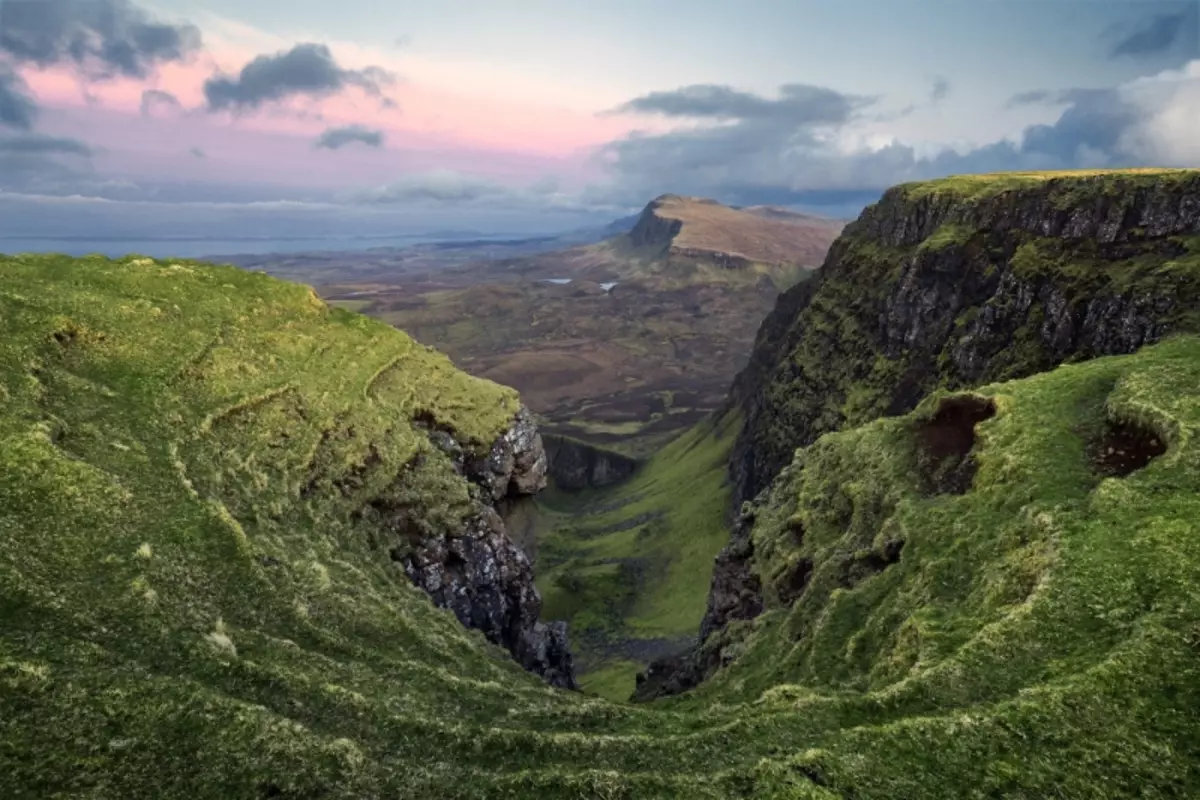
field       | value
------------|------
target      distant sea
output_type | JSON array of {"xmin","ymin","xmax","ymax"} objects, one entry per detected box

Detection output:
[{"xmin": 0, "ymin": 233, "xmax": 515, "ymax": 260}]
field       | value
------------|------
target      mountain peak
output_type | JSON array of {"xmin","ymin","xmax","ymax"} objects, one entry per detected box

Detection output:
[{"xmin": 627, "ymin": 194, "xmax": 845, "ymax": 268}]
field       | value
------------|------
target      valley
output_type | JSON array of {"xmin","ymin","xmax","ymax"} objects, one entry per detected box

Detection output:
[
  {"xmin": 4, "ymin": 170, "xmax": 1200, "ymax": 798},
  {"xmin": 222, "ymin": 196, "xmax": 845, "ymax": 454}
]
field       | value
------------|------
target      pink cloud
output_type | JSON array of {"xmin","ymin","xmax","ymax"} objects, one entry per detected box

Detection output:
[{"xmin": 17, "ymin": 35, "xmax": 644, "ymax": 164}]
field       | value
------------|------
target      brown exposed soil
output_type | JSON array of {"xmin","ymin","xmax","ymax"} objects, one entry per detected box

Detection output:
[
  {"xmin": 1090, "ymin": 420, "xmax": 1167, "ymax": 477},
  {"xmin": 915, "ymin": 395, "xmax": 997, "ymax": 495}
]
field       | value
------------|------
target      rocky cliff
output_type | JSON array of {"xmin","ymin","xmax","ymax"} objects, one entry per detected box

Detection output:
[
  {"xmin": 639, "ymin": 169, "xmax": 1200, "ymax": 699},
  {"xmin": 400, "ymin": 407, "xmax": 576, "ymax": 688},
  {"xmin": 542, "ymin": 434, "xmax": 639, "ymax": 491}
]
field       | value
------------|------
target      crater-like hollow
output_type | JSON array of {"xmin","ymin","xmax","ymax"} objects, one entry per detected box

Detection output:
[
  {"xmin": 1090, "ymin": 419, "xmax": 1167, "ymax": 477},
  {"xmin": 915, "ymin": 394, "xmax": 997, "ymax": 495}
]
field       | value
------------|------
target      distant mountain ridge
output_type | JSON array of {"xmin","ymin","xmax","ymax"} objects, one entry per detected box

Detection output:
[{"xmin": 626, "ymin": 194, "xmax": 846, "ymax": 270}]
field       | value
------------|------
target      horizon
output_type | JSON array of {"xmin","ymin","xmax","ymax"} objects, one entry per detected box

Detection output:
[{"xmin": 1, "ymin": 0, "xmax": 1198, "ymax": 252}]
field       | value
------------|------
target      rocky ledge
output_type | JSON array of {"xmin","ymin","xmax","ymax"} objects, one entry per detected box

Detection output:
[{"xmin": 399, "ymin": 407, "xmax": 577, "ymax": 689}]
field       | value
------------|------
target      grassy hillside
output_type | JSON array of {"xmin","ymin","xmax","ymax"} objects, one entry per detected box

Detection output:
[
  {"xmin": 534, "ymin": 412, "xmax": 739, "ymax": 698},
  {"xmin": 728, "ymin": 168, "xmax": 1200, "ymax": 509},
  {"xmin": 658, "ymin": 333, "xmax": 1200, "ymax": 795},
  {"xmin": 3, "ymin": 251, "xmax": 1200, "ymax": 798}
]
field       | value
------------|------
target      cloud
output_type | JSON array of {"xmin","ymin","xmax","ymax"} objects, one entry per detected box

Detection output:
[
  {"xmin": 0, "ymin": 132, "xmax": 98, "ymax": 196},
  {"xmin": 608, "ymin": 83, "xmax": 874, "ymax": 125},
  {"xmin": 1006, "ymin": 89, "xmax": 1061, "ymax": 107},
  {"xmin": 0, "ymin": 0, "xmax": 202, "ymax": 79},
  {"xmin": 1110, "ymin": 11, "xmax": 1194, "ymax": 58},
  {"xmin": 203, "ymin": 43, "xmax": 396, "ymax": 111},
  {"xmin": 345, "ymin": 170, "xmax": 626, "ymax": 216},
  {"xmin": 139, "ymin": 89, "xmax": 182, "ymax": 117},
  {"xmin": 0, "ymin": 67, "xmax": 36, "ymax": 130},
  {"xmin": 190, "ymin": 146, "xmax": 206, "ymax": 159},
  {"xmin": 587, "ymin": 64, "xmax": 1200, "ymax": 214},
  {"xmin": 315, "ymin": 124, "xmax": 384, "ymax": 150},
  {"xmin": 931, "ymin": 76, "xmax": 950, "ymax": 103},
  {"xmin": 0, "ymin": 132, "xmax": 93, "ymax": 157},
  {"xmin": 352, "ymin": 170, "xmax": 513, "ymax": 204}
]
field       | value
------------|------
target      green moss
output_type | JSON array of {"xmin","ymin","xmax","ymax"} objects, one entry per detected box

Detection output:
[
  {"xmin": 917, "ymin": 223, "xmax": 974, "ymax": 252},
  {"xmin": 899, "ymin": 168, "xmax": 1200, "ymax": 203},
  {"xmin": 4, "ymin": 251, "xmax": 1200, "ymax": 798},
  {"xmin": 579, "ymin": 659, "xmax": 643, "ymax": 702},
  {"xmin": 534, "ymin": 411, "xmax": 739, "ymax": 694}
]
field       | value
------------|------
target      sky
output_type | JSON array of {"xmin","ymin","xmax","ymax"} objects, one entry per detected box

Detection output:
[{"xmin": 0, "ymin": 0, "xmax": 1198, "ymax": 244}]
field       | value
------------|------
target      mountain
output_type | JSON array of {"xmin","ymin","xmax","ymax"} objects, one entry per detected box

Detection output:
[
  {"xmin": 635, "ymin": 168, "xmax": 1200, "ymax": 699},
  {"xmin": 623, "ymin": 193, "xmax": 845, "ymax": 274},
  {"xmin": 5, "ymin": 171, "xmax": 1200, "ymax": 798}
]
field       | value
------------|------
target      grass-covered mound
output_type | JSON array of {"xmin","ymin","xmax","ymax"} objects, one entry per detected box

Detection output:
[
  {"xmin": 665, "ymin": 334, "xmax": 1200, "ymax": 796},
  {"xmin": 2, "ymin": 252, "xmax": 1199, "ymax": 798}
]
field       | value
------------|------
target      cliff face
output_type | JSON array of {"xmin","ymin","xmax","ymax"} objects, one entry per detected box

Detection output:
[
  {"xmin": 627, "ymin": 195, "xmax": 686, "ymax": 251},
  {"xmin": 400, "ymin": 407, "xmax": 576, "ymax": 688},
  {"xmin": 731, "ymin": 172, "xmax": 1200, "ymax": 511},
  {"xmin": 640, "ymin": 170, "xmax": 1200, "ymax": 699},
  {"xmin": 542, "ymin": 434, "xmax": 639, "ymax": 491}
]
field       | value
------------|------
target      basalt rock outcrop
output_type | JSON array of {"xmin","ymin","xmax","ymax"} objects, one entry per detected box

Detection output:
[
  {"xmin": 399, "ymin": 407, "xmax": 577, "ymax": 689},
  {"xmin": 638, "ymin": 171, "xmax": 1200, "ymax": 700}
]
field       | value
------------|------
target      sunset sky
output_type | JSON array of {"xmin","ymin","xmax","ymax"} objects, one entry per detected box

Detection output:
[{"xmin": 1, "ymin": 0, "xmax": 1198, "ymax": 244}]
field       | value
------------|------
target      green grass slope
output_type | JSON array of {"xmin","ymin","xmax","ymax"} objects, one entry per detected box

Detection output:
[
  {"xmin": 666, "ymin": 334, "xmax": 1200, "ymax": 796},
  {"xmin": 2, "ymin": 251, "xmax": 1200, "ymax": 798},
  {"xmin": 535, "ymin": 413, "xmax": 739, "ymax": 698}
]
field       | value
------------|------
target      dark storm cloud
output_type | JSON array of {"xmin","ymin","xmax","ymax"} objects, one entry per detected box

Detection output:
[
  {"xmin": 204, "ymin": 43, "xmax": 396, "ymax": 111},
  {"xmin": 610, "ymin": 83, "xmax": 873, "ymax": 125},
  {"xmin": 140, "ymin": 88, "xmax": 181, "ymax": 116},
  {"xmin": 0, "ymin": 67, "xmax": 36, "ymax": 129},
  {"xmin": 1110, "ymin": 10, "xmax": 1195, "ymax": 58},
  {"xmin": 0, "ymin": 0, "xmax": 201, "ymax": 79},
  {"xmin": 315, "ymin": 124, "xmax": 384, "ymax": 149}
]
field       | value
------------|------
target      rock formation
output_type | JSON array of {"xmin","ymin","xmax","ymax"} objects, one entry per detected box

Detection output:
[
  {"xmin": 542, "ymin": 434, "xmax": 639, "ymax": 491},
  {"xmin": 638, "ymin": 171, "xmax": 1200, "ymax": 700},
  {"xmin": 399, "ymin": 407, "xmax": 577, "ymax": 688}
]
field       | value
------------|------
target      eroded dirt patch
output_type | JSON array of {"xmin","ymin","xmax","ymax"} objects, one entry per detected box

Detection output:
[
  {"xmin": 915, "ymin": 394, "xmax": 996, "ymax": 494},
  {"xmin": 1090, "ymin": 420, "xmax": 1166, "ymax": 477}
]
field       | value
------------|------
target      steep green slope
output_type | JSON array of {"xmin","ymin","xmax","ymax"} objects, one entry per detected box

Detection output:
[
  {"xmin": 535, "ymin": 413, "xmax": 738, "ymax": 698},
  {"xmin": 3, "ymin": 247, "xmax": 1200, "ymax": 798},
  {"xmin": 730, "ymin": 168, "xmax": 1200, "ymax": 511},
  {"xmin": 646, "ymin": 334, "xmax": 1200, "ymax": 796}
]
